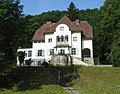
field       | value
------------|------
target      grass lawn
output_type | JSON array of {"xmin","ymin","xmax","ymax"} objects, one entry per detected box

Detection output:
[
  {"xmin": 0, "ymin": 85, "xmax": 66, "ymax": 94},
  {"xmin": 0, "ymin": 65, "xmax": 120, "ymax": 94},
  {"xmin": 72, "ymin": 67, "xmax": 120, "ymax": 94},
  {"xmin": 0, "ymin": 66, "xmax": 75, "ymax": 94}
]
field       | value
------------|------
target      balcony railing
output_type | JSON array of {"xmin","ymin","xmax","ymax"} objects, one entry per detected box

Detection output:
[{"xmin": 56, "ymin": 42, "xmax": 69, "ymax": 46}]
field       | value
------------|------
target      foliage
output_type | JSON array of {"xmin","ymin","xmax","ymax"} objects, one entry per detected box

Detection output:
[
  {"xmin": 107, "ymin": 32, "xmax": 120, "ymax": 67},
  {"xmin": 0, "ymin": 53, "xmax": 4, "ymax": 66},
  {"xmin": 98, "ymin": 0, "xmax": 120, "ymax": 66},
  {"xmin": 67, "ymin": 2, "xmax": 80, "ymax": 21},
  {"xmin": 25, "ymin": 58, "xmax": 33, "ymax": 67},
  {"xmin": 0, "ymin": 0, "xmax": 23, "ymax": 64},
  {"xmin": 16, "ymin": 51, "xmax": 25, "ymax": 66},
  {"xmin": 0, "ymin": 66, "xmax": 119, "ymax": 94},
  {"xmin": 0, "ymin": 66, "xmax": 78, "ymax": 93},
  {"xmin": 0, "ymin": 85, "xmax": 66, "ymax": 94}
]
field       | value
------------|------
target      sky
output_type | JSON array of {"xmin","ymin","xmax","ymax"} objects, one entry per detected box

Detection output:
[{"xmin": 20, "ymin": 0, "xmax": 105, "ymax": 15}]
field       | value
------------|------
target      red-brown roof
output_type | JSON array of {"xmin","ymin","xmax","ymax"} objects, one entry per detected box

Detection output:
[{"xmin": 32, "ymin": 16, "xmax": 93, "ymax": 42}]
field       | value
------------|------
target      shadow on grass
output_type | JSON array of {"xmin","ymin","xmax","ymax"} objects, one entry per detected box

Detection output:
[{"xmin": 0, "ymin": 65, "xmax": 80, "ymax": 91}]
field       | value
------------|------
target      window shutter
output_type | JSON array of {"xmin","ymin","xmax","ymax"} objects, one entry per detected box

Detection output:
[
  {"xmin": 47, "ymin": 49, "xmax": 50, "ymax": 56},
  {"xmin": 69, "ymin": 48, "xmax": 71, "ymax": 55},
  {"xmin": 42, "ymin": 50, "xmax": 44, "ymax": 56},
  {"xmin": 76, "ymin": 48, "xmax": 79, "ymax": 55},
  {"xmin": 36, "ymin": 50, "xmax": 38, "ymax": 56}
]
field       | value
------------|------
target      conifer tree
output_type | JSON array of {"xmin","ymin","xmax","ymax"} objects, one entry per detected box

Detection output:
[{"xmin": 67, "ymin": 2, "xmax": 80, "ymax": 21}]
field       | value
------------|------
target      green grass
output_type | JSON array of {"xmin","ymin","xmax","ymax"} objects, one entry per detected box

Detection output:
[
  {"xmin": 0, "ymin": 65, "xmax": 76, "ymax": 94},
  {"xmin": 72, "ymin": 67, "xmax": 120, "ymax": 94},
  {"xmin": 0, "ymin": 65, "xmax": 120, "ymax": 94},
  {"xmin": 0, "ymin": 85, "xmax": 66, "ymax": 94}
]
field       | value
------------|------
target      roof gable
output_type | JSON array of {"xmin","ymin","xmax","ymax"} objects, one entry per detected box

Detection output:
[
  {"xmin": 49, "ymin": 15, "xmax": 78, "ymax": 31},
  {"xmin": 32, "ymin": 15, "xmax": 93, "ymax": 42}
]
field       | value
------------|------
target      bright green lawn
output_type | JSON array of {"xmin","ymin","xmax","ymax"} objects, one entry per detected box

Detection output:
[{"xmin": 72, "ymin": 67, "xmax": 120, "ymax": 94}]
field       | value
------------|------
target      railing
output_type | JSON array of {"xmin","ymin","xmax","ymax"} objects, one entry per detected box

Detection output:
[{"xmin": 56, "ymin": 42, "xmax": 68, "ymax": 46}]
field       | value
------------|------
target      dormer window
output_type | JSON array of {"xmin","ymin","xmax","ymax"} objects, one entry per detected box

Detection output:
[{"xmin": 60, "ymin": 27, "xmax": 64, "ymax": 31}]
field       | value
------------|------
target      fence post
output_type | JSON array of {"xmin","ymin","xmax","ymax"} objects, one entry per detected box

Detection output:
[{"xmin": 58, "ymin": 70, "xmax": 61, "ymax": 85}]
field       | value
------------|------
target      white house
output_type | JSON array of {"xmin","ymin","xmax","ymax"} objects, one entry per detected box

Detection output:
[{"xmin": 17, "ymin": 16, "xmax": 94, "ymax": 66}]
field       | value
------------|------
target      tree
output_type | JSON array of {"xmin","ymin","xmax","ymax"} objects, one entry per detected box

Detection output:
[
  {"xmin": 67, "ymin": 2, "xmax": 80, "ymax": 21},
  {"xmin": 25, "ymin": 58, "xmax": 33, "ymax": 67},
  {"xmin": 0, "ymin": 0, "xmax": 23, "ymax": 65},
  {"xmin": 16, "ymin": 51, "xmax": 25, "ymax": 66},
  {"xmin": 98, "ymin": 0, "xmax": 120, "ymax": 66}
]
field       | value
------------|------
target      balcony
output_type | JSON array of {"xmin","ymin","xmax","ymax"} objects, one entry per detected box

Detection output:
[{"xmin": 56, "ymin": 42, "xmax": 69, "ymax": 47}]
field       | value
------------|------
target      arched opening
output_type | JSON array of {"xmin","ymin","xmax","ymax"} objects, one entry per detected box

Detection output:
[
  {"xmin": 61, "ymin": 35, "xmax": 64, "ymax": 42},
  {"xmin": 56, "ymin": 36, "xmax": 60, "ymax": 42},
  {"xmin": 65, "ymin": 35, "xmax": 68, "ymax": 41},
  {"xmin": 82, "ymin": 48, "xmax": 91, "ymax": 58}
]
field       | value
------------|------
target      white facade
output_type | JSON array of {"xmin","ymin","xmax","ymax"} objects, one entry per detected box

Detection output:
[{"xmin": 17, "ymin": 16, "xmax": 94, "ymax": 66}]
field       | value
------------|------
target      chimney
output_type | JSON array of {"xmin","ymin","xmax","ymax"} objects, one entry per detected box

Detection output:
[
  {"xmin": 75, "ymin": 19, "xmax": 79, "ymax": 26},
  {"xmin": 46, "ymin": 21, "xmax": 51, "ymax": 25}
]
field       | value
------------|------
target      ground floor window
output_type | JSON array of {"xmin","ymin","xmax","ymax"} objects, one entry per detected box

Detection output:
[
  {"xmin": 60, "ymin": 49, "xmax": 65, "ymax": 54},
  {"xmin": 37, "ymin": 50, "xmax": 44, "ymax": 56},
  {"xmin": 82, "ymin": 48, "xmax": 91, "ymax": 57},
  {"xmin": 28, "ymin": 50, "xmax": 32, "ymax": 57},
  {"xmin": 49, "ymin": 49, "xmax": 54, "ymax": 55},
  {"xmin": 71, "ymin": 48, "xmax": 76, "ymax": 55}
]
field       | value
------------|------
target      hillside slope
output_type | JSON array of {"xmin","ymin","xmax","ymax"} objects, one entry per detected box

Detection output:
[{"xmin": 72, "ymin": 67, "xmax": 120, "ymax": 94}]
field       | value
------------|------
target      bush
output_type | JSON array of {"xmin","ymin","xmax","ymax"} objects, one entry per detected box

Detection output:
[
  {"xmin": 16, "ymin": 51, "xmax": 25, "ymax": 66},
  {"xmin": 25, "ymin": 58, "xmax": 33, "ymax": 67}
]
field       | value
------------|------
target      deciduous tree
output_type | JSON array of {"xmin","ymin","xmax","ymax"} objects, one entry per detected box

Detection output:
[{"xmin": 0, "ymin": 0, "xmax": 23, "ymax": 65}]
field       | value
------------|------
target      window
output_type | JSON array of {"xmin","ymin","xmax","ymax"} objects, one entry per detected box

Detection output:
[
  {"xmin": 61, "ymin": 36, "xmax": 64, "ymax": 42},
  {"xmin": 65, "ymin": 35, "xmax": 68, "ymax": 41},
  {"xmin": 57, "ymin": 36, "xmax": 60, "ymax": 42},
  {"xmin": 37, "ymin": 50, "xmax": 43, "ymax": 56},
  {"xmin": 60, "ymin": 27, "xmax": 64, "ymax": 31},
  {"xmin": 38, "ymin": 61, "xmax": 41, "ymax": 66},
  {"xmin": 48, "ymin": 38, "xmax": 52, "ymax": 42},
  {"xmin": 25, "ymin": 53, "xmax": 27, "ymax": 57},
  {"xmin": 71, "ymin": 48, "xmax": 76, "ymax": 55},
  {"xmin": 60, "ymin": 49, "xmax": 65, "ymax": 54},
  {"xmin": 82, "ymin": 48, "xmax": 91, "ymax": 58},
  {"xmin": 49, "ymin": 49, "xmax": 54, "ymax": 55},
  {"xmin": 73, "ymin": 37, "xmax": 77, "ymax": 41},
  {"xmin": 28, "ymin": 50, "xmax": 32, "ymax": 57}
]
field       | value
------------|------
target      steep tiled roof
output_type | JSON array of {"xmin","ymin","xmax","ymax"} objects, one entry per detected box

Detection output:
[
  {"xmin": 32, "ymin": 16, "xmax": 93, "ymax": 42},
  {"xmin": 32, "ymin": 22, "xmax": 55, "ymax": 42}
]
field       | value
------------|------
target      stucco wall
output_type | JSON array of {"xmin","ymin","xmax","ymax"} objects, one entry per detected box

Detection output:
[
  {"xmin": 17, "ymin": 23, "xmax": 94, "ymax": 66},
  {"xmin": 82, "ymin": 39, "xmax": 93, "ymax": 58},
  {"xmin": 71, "ymin": 32, "xmax": 82, "ymax": 58}
]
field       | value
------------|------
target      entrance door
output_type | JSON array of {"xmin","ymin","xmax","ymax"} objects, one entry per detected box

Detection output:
[
  {"xmin": 60, "ymin": 49, "xmax": 65, "ymax": 54},
  {"xmin": 82, "ymin": 48, "xmax": 91, "ymax": 58}
]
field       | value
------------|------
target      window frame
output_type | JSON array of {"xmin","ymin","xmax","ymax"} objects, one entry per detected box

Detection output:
[
  {"xmin": 60, "ymin": 26, "xmax": 64, "ymax": 31},
  {"xmin": 48, "ymin": 38, "xmax": 52, "ymax": 42},
  {"xmin": 37, "ymin": 50, "xmax": 43, "ymax": 56},
  {"xmin": 73, "ymin": 37, "xmax": 77, "ymax": 41},
  {"xmin": 28, "ymin": 50, "xmax": 32, "ymax": 57},
  {"xmin": 57, "ymin": 36, "xmax": 60, "ymax": 42},
  {"xmin": 49, "ymin": 49, "xmax": 54, "ymax": 55},
  {"xmin": 71, "ymin": 48, "xmax": 76, "ymax": 55}
]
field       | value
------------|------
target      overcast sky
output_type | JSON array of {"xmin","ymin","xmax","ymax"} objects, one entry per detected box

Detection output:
[{"xmin": 20, "ymin": 0, "xmax": 105, "ymax": 15}]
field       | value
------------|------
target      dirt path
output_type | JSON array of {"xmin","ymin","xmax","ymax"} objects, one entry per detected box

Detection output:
[{"xmin": 63, "ymin": 87, "xmax": 80, "ymax": 94}]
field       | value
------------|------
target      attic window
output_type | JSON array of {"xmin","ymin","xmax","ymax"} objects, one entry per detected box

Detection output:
[
  {"xmin": 60, "ymin": 27, "xmax": 64, "ymax": 31},
  {"xmin": 73, "ymin": 37, "xmax": 77, "ymax": 41}
]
